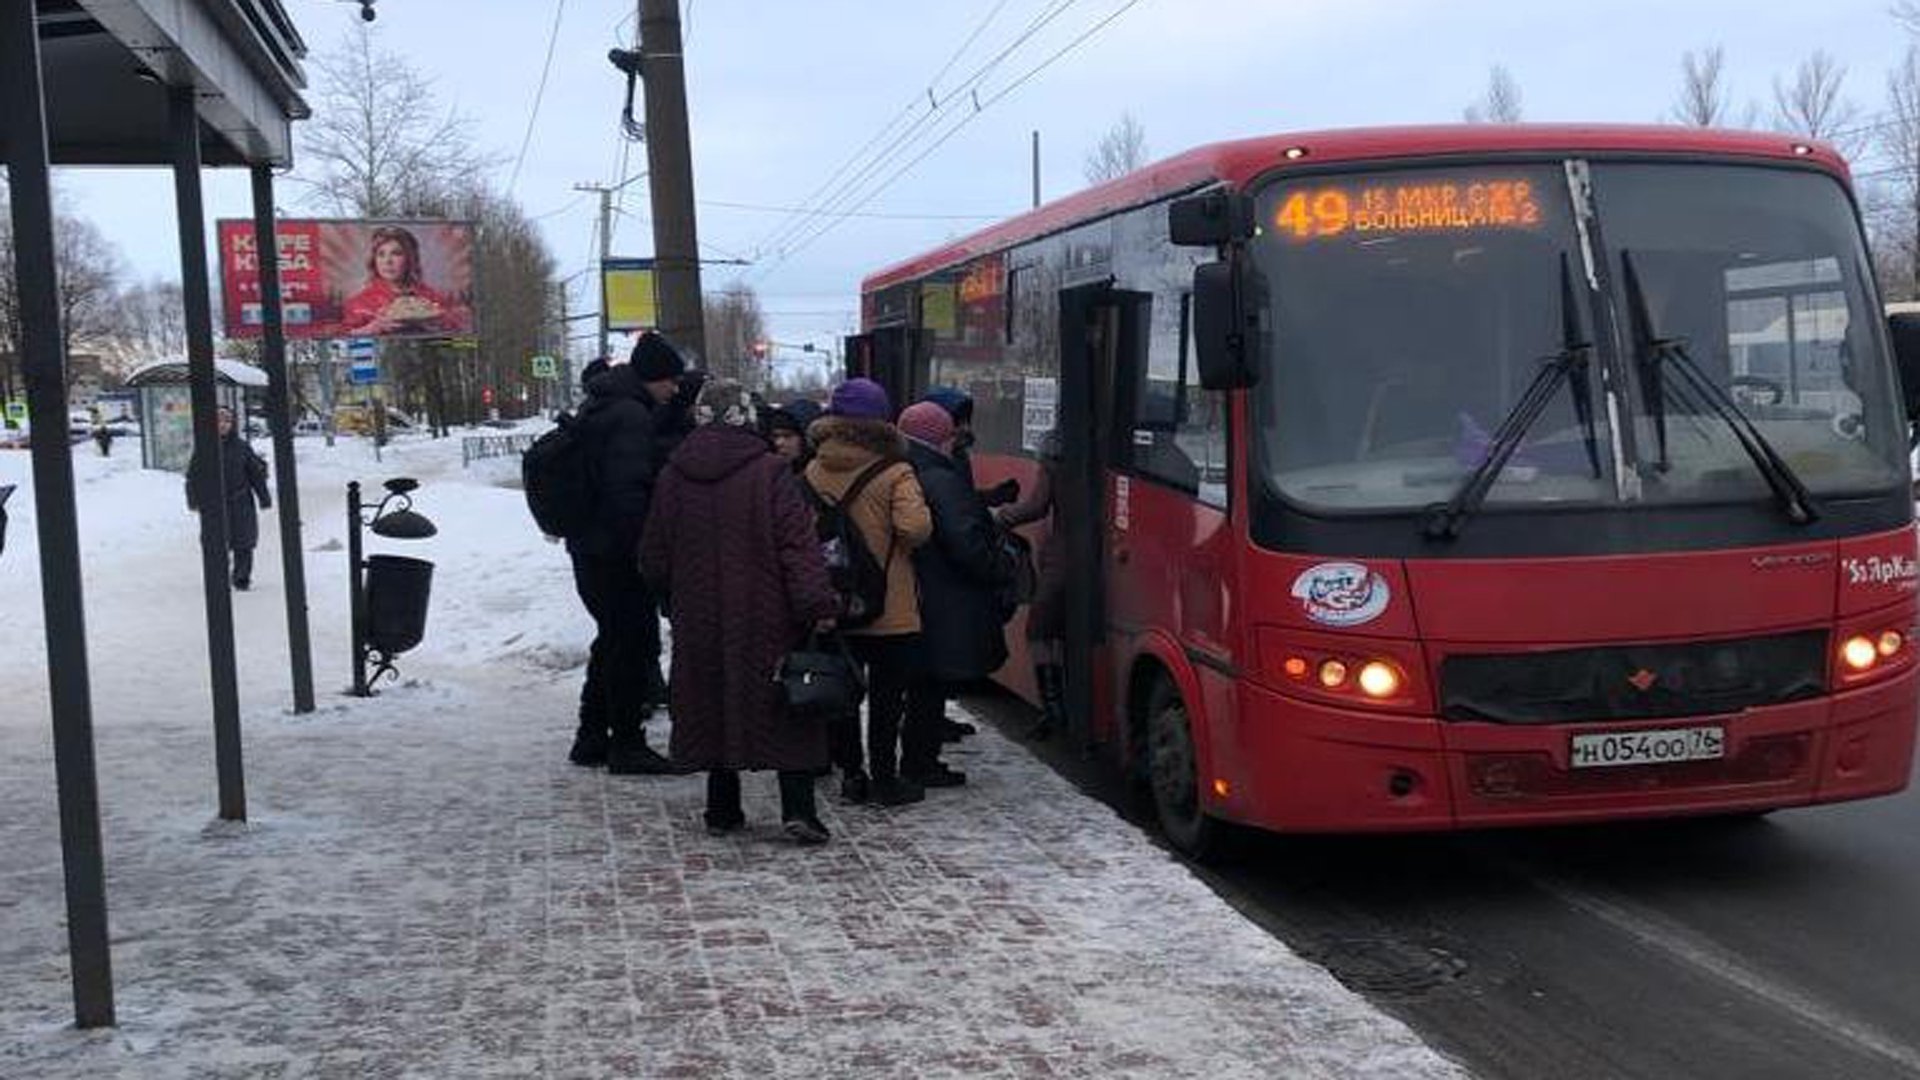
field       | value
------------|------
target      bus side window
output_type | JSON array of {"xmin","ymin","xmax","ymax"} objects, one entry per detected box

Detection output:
[{"xmin": 1126, "ymin": 292, "xmax": 1229, "ymax": 508}]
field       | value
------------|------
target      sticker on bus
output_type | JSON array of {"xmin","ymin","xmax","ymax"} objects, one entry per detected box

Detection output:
[{"xmin": 1290, "ymin": 561, "xmax": 1390, "ymax": 627}]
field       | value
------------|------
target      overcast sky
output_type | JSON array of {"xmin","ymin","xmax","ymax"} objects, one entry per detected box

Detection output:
[{"xmin": 50, "ymin": 0, "xmax": 1920, "ymax": 364}]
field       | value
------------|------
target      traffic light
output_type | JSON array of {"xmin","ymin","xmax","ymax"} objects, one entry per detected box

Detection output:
[
  {"xmin": 751, "ymin": 340, "xmax": 769, "ymax": 360},
  {"xmin": 481, "ymin": 386, "xmax": 494, "ymax": 407}
]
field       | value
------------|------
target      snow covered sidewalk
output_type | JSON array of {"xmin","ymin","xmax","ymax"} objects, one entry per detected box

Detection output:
[{"xmin": 0, "ymin": 432, "xmax": 1465, "ymax": 1079}]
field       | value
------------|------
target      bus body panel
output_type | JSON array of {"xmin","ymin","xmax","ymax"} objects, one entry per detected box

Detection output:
[
  {"xmin": 861, "ymin": 124, "xmax": 1917, "ymax": 836},
  {"xmin": 1401, "ymin": 542, "xmax": 1840, "ymax": 644}
]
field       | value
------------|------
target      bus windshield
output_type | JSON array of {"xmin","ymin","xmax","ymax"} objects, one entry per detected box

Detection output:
[{"xmin": 1251, "ymin": 161, "xmax": 1907, "ymax": 515}]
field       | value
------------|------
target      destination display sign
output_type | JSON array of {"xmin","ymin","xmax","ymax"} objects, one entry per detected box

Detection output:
[{"xmin": 1271, "ymin": 178, "xmax": 1544, "ymax": 241}]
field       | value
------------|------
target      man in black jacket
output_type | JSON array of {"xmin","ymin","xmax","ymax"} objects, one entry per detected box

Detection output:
[
  {"xmin": 567, "ymin": 333, "xmax": 687, "ymax": 774},
  {"xmin": 896, "ymin": 401, "xmax": 1014, "ymax": 788}
]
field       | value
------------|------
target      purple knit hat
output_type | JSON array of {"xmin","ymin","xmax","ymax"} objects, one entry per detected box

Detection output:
[{"xmin": 828, "ymin": 378, "xmax": 892, "ymax": 421}]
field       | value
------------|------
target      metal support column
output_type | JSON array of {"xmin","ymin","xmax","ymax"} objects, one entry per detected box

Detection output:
[
  {"xmin": 2, "ymin": 0, "xmax": 115, "ymax": 1028},
  {"xmin": 251, "ymin": 165, "xmax": 315, "ymax": 714},
  {"xmin": 171, "ymin": 86, "xmax": 247, "ymax": 821}
]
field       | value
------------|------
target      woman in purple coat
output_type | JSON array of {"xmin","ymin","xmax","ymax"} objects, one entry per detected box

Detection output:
[{"xmin": 641, "ymin": 378, "xmax": 841, "ymax": 843}]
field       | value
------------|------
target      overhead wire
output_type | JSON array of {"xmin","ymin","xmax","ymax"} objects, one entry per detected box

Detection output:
[
  {"xmin": 753, "ymin": 0, "xmax": 1149, "ymax": 281},
  {"xmin": 699, "ymin": 197, "xmax": 1008, "ymax": 221},
  {"xmin": 744, "ymin": 0, "xmax": 1059, "ymax": 269},
  {"xmin": 506, "ymin": 0, "xmax": 569, "ymax": 197}
]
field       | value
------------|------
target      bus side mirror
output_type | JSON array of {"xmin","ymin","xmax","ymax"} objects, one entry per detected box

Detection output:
[
  {"xmin": 1170, "ymin": 191, "xmax": 1254, "ymax": 246},
  {"xmin": 1888, "ymin": 313, "xmax": 1920, "ymax": 421},
  {"xmin": 1192, "ymin": 259, "xmax": 1264, "ymax": 391}
]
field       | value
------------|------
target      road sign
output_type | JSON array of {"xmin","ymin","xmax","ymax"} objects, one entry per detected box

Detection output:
[
  {"xmin": 348, "ymin": 360, "xmax": 379, "ymax": 386},
  {"xmin": 345, "ymin": 338, "xmax": 376, "ymax": 361},
  {"xmin": 530, "ymin": 354, "xmax": 557, "ymax": 379}
]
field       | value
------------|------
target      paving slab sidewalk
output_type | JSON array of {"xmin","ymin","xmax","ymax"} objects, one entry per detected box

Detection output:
[{"xmin": 1, "ymin": 674, "xmax": 1468, "ymax": 1080}]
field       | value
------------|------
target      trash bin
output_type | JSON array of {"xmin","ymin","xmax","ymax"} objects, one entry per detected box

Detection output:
[{"xmin": 364, "ymin": 554, "xmax": 433, "ymax": 655}]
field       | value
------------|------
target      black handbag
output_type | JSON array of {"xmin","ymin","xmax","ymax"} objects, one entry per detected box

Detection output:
[{"xmin": 777, "ymin": 631, "xmax": 865, "ymax": 721}]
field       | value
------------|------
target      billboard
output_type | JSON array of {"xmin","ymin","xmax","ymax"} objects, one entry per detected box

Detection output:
[
  {"xmin": 602, "ymin": 257, "xmax": 657, "ymax": 332},
  {"xmin": 218, "ymin": 219, "xmax": 476, "ymax": 340}
]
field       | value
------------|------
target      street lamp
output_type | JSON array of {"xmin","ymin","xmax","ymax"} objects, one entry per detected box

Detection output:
[{"xmin": 347, "ymin": 477, "xmax": 437, "ymax": 696}]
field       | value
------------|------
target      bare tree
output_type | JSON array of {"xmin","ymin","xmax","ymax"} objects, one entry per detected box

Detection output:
[
  {"xmin": 293, "ymin": 27, "xmax": 554, "ymax": 425},
  {"xmin": 97, "ymin": 277, "xmax": 187, "ymax": 378},
  {"xmin": 1462, "ymin": 65, "xmax": 1524, "ymax": 124},
  {"xmin": 0, "ymin": 185, "xmax": 128, "ymax": 401},
  {"xmin": 1774, "ymin": 50, "xmax": 1862, "ymax": 155},
  {"xmin": 702, "ymin": 283, "xmax": 767, "ymax": 385},
  {"xmin": 296, "ymin": 24, "xmax": 489, "ymax": 217},
  {"xmin": 1874, "ymin": 46, "xmax": 1920, "ymax": 298},
  {"xmin": 1898, "ymin": 1, "xmax": 1920, "ymax": 32},
  {"xmin": 1084, "ymin": 112, "xmax": 1150, "ymax": 184},
  {"xmin": 1669, "ymin": 46, "xmax": 1759, "ymax": 127}
]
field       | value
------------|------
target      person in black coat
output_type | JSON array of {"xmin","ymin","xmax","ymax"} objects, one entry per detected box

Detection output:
[
  {"xmin": 185, "ymin": 406, "xmax": 271, "ymax": 590},
  {"xmin": 565, "ymin": 332, "xmax": 687, "ymax": 775},
  {"xmin": 897, "ymin": 401, "xmax": 1014, "ymax": 787}
]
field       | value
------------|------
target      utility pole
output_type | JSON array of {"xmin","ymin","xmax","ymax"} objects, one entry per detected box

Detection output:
[
  {"xmin": 639, "ymin": 0, "xmax": 707, "ymax": 362},
  {"xmin": 573, "ymin": 182, "xmax": 614, "ymax": 361},
  {"xmin": 575, "ymin": 171, "xmax": 647, "ymax": 364},
  {"xmin": 1032, "ymin": 130, "xmax": 1041, "ymax": 209}
]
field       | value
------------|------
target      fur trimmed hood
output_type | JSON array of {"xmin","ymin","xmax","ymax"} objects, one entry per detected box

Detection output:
[{"xmin": 807, "ymin": 415, "xmax": 907, "ymax": 473}]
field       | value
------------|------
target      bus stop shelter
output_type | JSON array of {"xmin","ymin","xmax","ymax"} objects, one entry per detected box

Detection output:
[
  {"xmin": 0, "ymin": 0, "xmax": 315, "ymax": 1028},
  {"xmin": 127, "ymin": 357, "xmax": 270, "ymax": 471}
]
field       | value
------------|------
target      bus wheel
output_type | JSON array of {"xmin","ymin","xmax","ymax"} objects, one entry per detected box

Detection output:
[{"xmin": 1144, "ymin": 678, "xmax": 1218, "ymax": 858}]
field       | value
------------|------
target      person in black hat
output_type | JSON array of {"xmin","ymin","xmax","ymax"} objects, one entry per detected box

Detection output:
[
  {"xmin": 564, "ymin": 333, "xmax": 688, "ymax": 774},
  {"xmin": 763, "ymin": 398, "xmax": 822, "ymax": 473}
]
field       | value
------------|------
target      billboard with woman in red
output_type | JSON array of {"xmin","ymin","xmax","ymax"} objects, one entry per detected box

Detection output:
[{"xmin": 218, "ymin": 219, "xmax": 475, "ymax": 340}]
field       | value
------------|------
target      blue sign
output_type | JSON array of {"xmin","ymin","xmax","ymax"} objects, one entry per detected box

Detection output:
[
  {"xmin": 348, "ymin": 359, "xmax": 379, "ymax": 386},
  {"xmin": 345, "ymin": 338, "xmax": 376, "ymax": 361}
]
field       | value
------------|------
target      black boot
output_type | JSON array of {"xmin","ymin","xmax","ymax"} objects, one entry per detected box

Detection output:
[
  {"xmin": 607, "ymin": 733, "xmax": 677, "ymax": 775},
  {"xmin": 568, "ymin": 724, "xmax": 610, "ymax": 767},
  {"xmin": 1028, "ymin": 664, "xmax": 1067, "ymax": 741},
  {"xmin": 869, "ymin": 773, "xmax": 926, "ymax": 806}
]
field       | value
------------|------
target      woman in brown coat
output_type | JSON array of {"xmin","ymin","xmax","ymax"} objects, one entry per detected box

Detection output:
[
  {"xmin": 802, "ymin": 378, "xmax": 933, "ymax": 806},
  {"xmin": 641, "ymin": 379, "xmax": 840, "ymax": 842}
]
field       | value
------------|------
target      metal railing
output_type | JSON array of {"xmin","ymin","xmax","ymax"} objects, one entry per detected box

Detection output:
[{"xmin": 460, "ymin": 433, "xmax": 538, "ymax": 468}]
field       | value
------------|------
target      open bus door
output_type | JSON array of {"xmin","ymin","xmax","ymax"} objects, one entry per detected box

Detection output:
[
  {"xmin": 1055, "ymin": 283, "xmax": 1151, "ymax": 752},
  {"xmin": 843, "ymin": 327, "xmax": 929, "ymax": 411}
]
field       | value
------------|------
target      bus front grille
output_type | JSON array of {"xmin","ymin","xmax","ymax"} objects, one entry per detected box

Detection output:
[{"xmin": 1439, "ymin": 630, "xmax": 1828, "ymax": 724}]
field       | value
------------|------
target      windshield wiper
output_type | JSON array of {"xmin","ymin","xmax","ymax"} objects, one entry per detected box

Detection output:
[
  {"xmin": 1425, "ymin": 254, "xmax": 1601, "ymax": 540},
  {"xmin": 1620, "ymin": 250, "xmax": 1819, "ymax": 525}
]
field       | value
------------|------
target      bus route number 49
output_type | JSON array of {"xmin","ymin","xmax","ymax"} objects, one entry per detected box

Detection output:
[{"xmin": 1569, "ymin": 726, "xmax": 1725, "ymax": 769}]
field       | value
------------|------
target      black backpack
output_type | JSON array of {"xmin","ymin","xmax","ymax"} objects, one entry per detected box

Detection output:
[
  {"xmin": 521, "ymin": 408, "xmax": 601, "ymax": 539},
  {"xmin": 806, "ymin": 459, "xmax": 899, "ymax": 629}
]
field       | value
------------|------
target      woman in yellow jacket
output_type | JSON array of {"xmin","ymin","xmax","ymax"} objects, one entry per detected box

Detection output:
[{"xmin": 803, "ymin": 378, "xmax": 932, "ymax": 806}]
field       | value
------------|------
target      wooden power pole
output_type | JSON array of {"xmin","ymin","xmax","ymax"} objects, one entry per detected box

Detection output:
[{"xmin": 638, "ymin": 0, "xmax": 707, "ymax": 362}]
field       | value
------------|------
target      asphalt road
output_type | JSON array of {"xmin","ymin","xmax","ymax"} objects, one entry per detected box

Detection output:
[{"xmin": 961, "ymin": 689, "xmax": 1920, "ymax": 1080}]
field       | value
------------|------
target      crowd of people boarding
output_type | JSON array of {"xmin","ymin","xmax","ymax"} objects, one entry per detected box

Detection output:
[{"xmin": 545, "ymin": 330, "xmax": 1067, "ymax": 845}]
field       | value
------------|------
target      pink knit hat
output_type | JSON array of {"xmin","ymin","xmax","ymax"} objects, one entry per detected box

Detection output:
[{"xmin": 897, "ymin": 400, "xmax": 955, "ymax": 448}]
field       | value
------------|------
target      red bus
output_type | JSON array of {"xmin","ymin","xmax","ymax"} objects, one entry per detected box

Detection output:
[{"xmin": 850, "ymin": 125, "xmax": 1920, "ymax": 854}]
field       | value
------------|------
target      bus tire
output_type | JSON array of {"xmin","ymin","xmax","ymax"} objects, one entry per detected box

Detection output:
[{"xmin": 1143, "ymin": 676, "xmax": 1219, "ymax": 859}]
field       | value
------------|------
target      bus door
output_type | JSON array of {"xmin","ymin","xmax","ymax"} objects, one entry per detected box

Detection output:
[
  {"xmin": 842, "ymin": 326, "xmax": 929, "ymax": 411},
  {"xmin": 1056, "ymin": 283, "xmax": 1149, "ymax": 750}
]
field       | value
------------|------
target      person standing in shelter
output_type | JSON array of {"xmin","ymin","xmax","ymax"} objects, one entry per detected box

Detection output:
[
  {"xmin": 898, "ymin": 401, "xmax": 1014, "ymax": 787},
  {"xmin": 565, "ymin": 334, "xmax": 685, "ymax": 774},
  {"xmin": 803, "ymin": 378, "xmax": 932, "ymax": 807},
  {"xmin": 995, "ymin": 428, "xmax": 1068, "ymax": 740},
  {"xmin": 185, "ymin": 406, "xmax": 271, "ymax": 591},
  {"xmin": 641, "ymin": 379, "xmax": 841, "ymax": 842}
]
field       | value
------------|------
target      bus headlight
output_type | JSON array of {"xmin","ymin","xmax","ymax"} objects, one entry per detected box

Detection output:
[
  {"xmin": 1842, "ymin": 635, "xmax": 1879, "ymax": 672},
  {"xmin": 1357, "ymin": 661, "xmax": 1402, "ymax": 699}
]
